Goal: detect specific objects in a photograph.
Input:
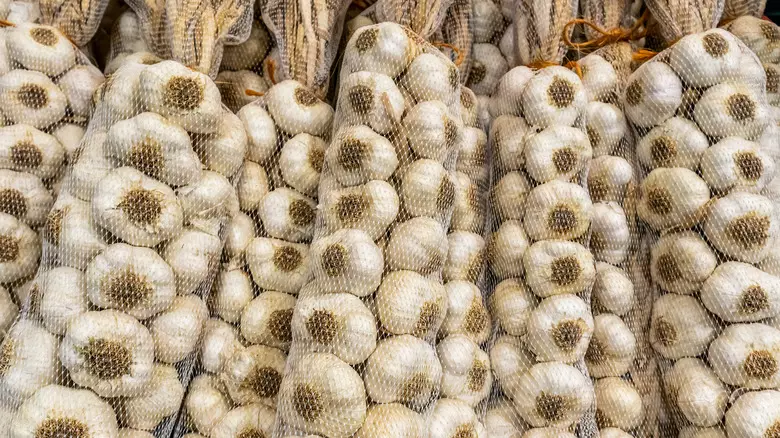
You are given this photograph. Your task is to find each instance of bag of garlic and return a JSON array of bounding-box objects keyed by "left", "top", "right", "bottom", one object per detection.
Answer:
[
  {"left": 623, "top": 26, "right": 780, "bottom": 437},
  {"left": 268, "top": 22, "right": 477, "bottom": 438},
  {"left": 173, "top": 77, "right": 335, "bottom": 438}
]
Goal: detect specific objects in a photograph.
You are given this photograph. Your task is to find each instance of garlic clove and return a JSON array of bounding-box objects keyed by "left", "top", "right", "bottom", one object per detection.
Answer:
[
  {"left": 0, "top": 124, "right": 66, "bottom": 181},
  {"left": 211, "top": 269, "right": 254, "bottom": 323},
  {"left": 292, "top": 292, "right": 377, "bottom": 365},
  {"left": 590, "top": 202, "right": 630, "bottom": 265},
  {"left": 386, "top": 216, "right": 448, "bottom": 274},
  {"left": 246, "top": 237, "right": 311, "bottom": 294},
  {"left": 0, "top": 319, "right": 59, "bottom": 403},
  {"left": 266, "top": 80, "right": 333, "bottom": 137},
  {"left": 11, "top": 385, "right": 118, "bottom": 437},
  {"left": 220, "top": 344, "right": 286, "bottom": 407},
  {"left": 523, "top": 180, "right": 593, "bottom": 241},
  {"left": 343, "top": 22, "right": 414, "bottom": 79},
  {"left": 487, "top": 219, "right": 530, "bottom": 280},
  {"left": 512, "top": 362, "right": 594, "bottom": 428},
  {"left": 668, "top": 29, "right": 742, "bottom": 87},
  {"left": 402, "top": 100, "right": 461, "bottom": 162},
  {"left": 490, "top": 278, "right": 537, "bottom": 336},
  {"left": 702, "top": 191, "right": 778, "bottom": 263},
  {"left": 624, "top": 62, "right": 683, "bottom": 128},
  {"left": 322, "top": 179, "right": 400, "bottom": 240},
  {"left": 650, "top": 294, "right": 718, "bottom": 360},
  {"left": 240, "top": 291, "right": 296, "bottom": 350},
  {"left": 441, "top": 280, "right": 491, "bottom": 343},
  {"left": 375, "top": 270, "right": 447, "bottom": 340},
  {"left": 443, "top": 231, "right": 486, "bottom": 283},
  {"left": 437, "top": 334, "right": 492, "bottom": 406},
  {"left": 259, "top": 188, "right": 316, "bottom": 243},
  {"left": 586, "top": 313, "right": 637, "bottom": 378},
  {"left": 0, "top": 69, "right": 67, "bottom": 129},
  {"left": 708, "top": 322, "right": 780, "bottom": 388},
  {"left": 150, "top": 295, "right": 208, "bottom": 363},
  {"left": 523, "top": 239, "right": 595, "bottom": 298},
  {"left": 339, "top": 71, "right": 405, "bottom": 135},
  {"left": 526, "top": 294, "right": 594, "bottom": 363},
  {"left": 585, "top": 101, "right": 627, "bottom": 157},
  {"left": 636, "top": 167, "right": 711, "bottom": 231},
  {"left": 701, "top": 136, "right": 775, "bottom": 194},
  {"left": 664, "top": 358, "right": 728, "bottom": 427},
  {"left": 354, "top": 403, "right": 425, "bottom": 438},
  {"left": 594, "top": 377, "right": 644, "bottom": 430},
  {"left": 524, "top": 125, "right": 592, "bottom": 183},
  {"left": 119, "top": 364, "right": 185, "bottom": 430},
  {"left": 521, "top": 66, "right": 587, "bottom": 129},
  {"left": 636, "top": 116, "right": 709, "bottom": 171},
  {"left": 326, "top": 124, "right": 398, "bottom": 187},
  {"left": 693, "top": 81, "right": 770, "bottom": 140},
  {"left": 7, "top": 23, "right": 75, "bottom": 76},
  {"left": 592, "top": 262, "right": 635, "bottom": 316}
]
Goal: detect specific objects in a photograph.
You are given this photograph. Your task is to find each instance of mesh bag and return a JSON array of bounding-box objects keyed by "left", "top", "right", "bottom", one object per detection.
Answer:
[
  {"left": 623, "top": 27, "right": 780, "bottom": 438},
  {"left": 270, "top": 22, "right": 481, "bottom": 437},
  {"left": 174, "top": 78, "right": 335, "bottom": 438},
  {"left": 721, "top": 0, "right": 766, "bottom": 23}
]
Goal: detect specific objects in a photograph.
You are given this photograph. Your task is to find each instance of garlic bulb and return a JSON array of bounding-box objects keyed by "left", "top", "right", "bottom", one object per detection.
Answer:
[
  {"left": 511, "top": 362, "right": 594, "bottom": 428},
  {"left": 400, "top": 159, "right": 456, "bottom": 219},
  {"left": 489, "top": 67, "right": 535, "bottom": 118},
  {"left": 266, "top": 80, "right": 334, "bottom": 137},
  {"left": 0, "top": 169, "right": 51, "bottom": 227},
  {"left": 650, "top": 231, "right": 718, "bottom": 295},
  {"left": 278, "top": 133, "right": 326, "bottom": 197},
  {"left": 241, "top": 291, "right": 296, "bottom": 350},
  {"left": 694, "top": 81, "right": 770, "bottom": 140},
  {"left": 292, "top": 292, "right": 376, "bottom": 364},
  {"left": 322, "top": 180, "right": 400, "bottom": 240},
  {"left": 7, "top": 23, "right": 75, "bottom": 76},
  {"left": 194, "top": 111, "right": 247, "bottom": 179},
  {"left": 386, "top": 216, "right": 448, "bottom": 274},
  {"left": 590, "top": 202, "right": 630, "bottom": 265},
  {"left": 455, "top": 126, "right": 488, "bottom": 184},
  {"left": 650, "top": 294, "right": 718, "bottom": 359},
  {"left": 176, "top": 170, "right": 239, "bottom": 225},
  {"left": 237, "top": 162, "right": 269, "bottom": 214},
  {"left": 119, "top": 364, "right": 185, "bottom": 430},
  {"left": 700, "top": 262, "right": 780, "bottom": 322},
  {"left": 524, "top": 126, "right": 591, "bottom": 183},
  {"left": 725, "top": 390, "right": 780, "bottom": 438},
  {"left": 200, "top": 318, "right": 243, "bottom": 374},
  {"left": 326, "top": 124, "right": 398, "bottom": 187},
  {"left": 703, "top": 191, "right": 778, "bottom": 263},
  {"left": 592, "top": 262, "right": 635, "bottom": 316},
  {"left": 58, "top": 64, "right": 104, "bottom": 119},
  {"left": 468, "top": 43, "right": 509, "bottom": 96},
  {"left": 212, "top": 269, "right": 254, "bottom": 323},
  {"left": 239, "top": 105, "right": 278, "bottom": 165},
  {"left": 375, "top": 270, "right": 448, "bottom": 339},
  {"left": 259, "top": 188, "right": 316, "bottom": 243},
  {"left": 490, "top": 171, "right": 531, "bottom": 223},
  {"left": 429, "top": 398, "right": 487, "bottom": 438},
  {"left": 223, "top": 213, "right": 256, "bottom": 268},
  {"left": 220, "top": 20, "right": 271, "bottom": 70},
  {"left": 150, "top": 295, "right": 208, "bottom": 363},
  {"left": 339, "top": 71, "right": 405, "bottom": 135},
  {"left": 401, "top": 53, "right": 459, "bottom": 106},
  {"left": 624, "top": 62, "right": 683, "bottom": 128},
  {"left": 724, "top": 16, "right": 780, "bottom": 63},
  {"left": 441, "top": 280, "right": 490, "bottom": 343},
  {"left": 45, "top": 191, "right": 107, "bottom": 270},
  {"left": 10, "top": 385, "right": 118, "bottom": 437},
  {"left": 526, "top": 294, "right": 594, "bottom": 363},
  {"left": 60, "top": 310, "right": 154, "bottom": 397},
  {"left": 68, "top": 131, "right": 113, "bottom": 201},
  {"left": 354, "top": 403, "right": 424, "bottom": 438},
  {"left": 342, "top": 22, "right": 413, "bottom": 79},
  {"left": 246, "top": 238, "right": 311, "bottom": 294},
  {"left": 585, "top": 101, "right": 628, "bottom": 157},
  {"left": 220, "top": 344, "right": 286, "bottom": 406},
  {"left": 37, "top": 266, "right": 87, "bottom": 335},
  {"left": 708, "top": 323, "right": 780, "bottom": 388},
  {"left": 211, "top": 403, "right": 276, "bottom": 438},
  {"left": 85, "top": 243, "right": 175, "bottom": 319},
  {"left": 594, "top": 377, "right": 644, "bottom": 430},
  {"left": 0, "top": 212, "right": 40, "bottom": 283},
  {"left": 490, "top": 335, "right": 535, "bottom": 398},
  {"left": 185, "top": 374, "right": 232, "bottom": 436},
  {"left": 278, "top": 352, "right": 367, "bottom": 438},
  {"left": 636, "top": 117, "right": 709, "bottom": 171},
  {"left": 579, "top": 54, "right": 619, "bottom": 103},
  {"left": 403, "top": 101, "right": 461, "bottom": 163},
  {"left": 215, "top": 70, "right": 268, "bottom": 113},
  {"left": 523, "top": 180, "right": 592, "bottom": 241},
  {"left": 309, "top": 228, "right": 383, "bottom": 296},
  {"left": 523, "top": 240, "right": 595, "bottom": 298},
  {"left": 437, "top": 334, "right": 492, "bottom": 406},
  {"left": 0, "top": 319, "right": 59, "bottom": 402},
  {"left": 490, "top": 115, "right": 530, "bottom": 173},
  {"left": 51, "top": 123, "right": 85, "bottom": 162},
  {"left": 664, "top": 358, "right": 728, "bottom": 427},
  {"left": 490, "top": 278, "right": 537, "bottom": 336},
  {"left": 521, "top": 66, "right": 587, "bottom": 128},
  {"left": 488, "top": 220, "right": 530, "bottom": 280},
  {"left": 636, "top": 167, "right": 711, "bottom": 231},
  {"left": 0, "top": 69, "right": 67, "bottom": 129},
  {"left": 0, "top": 124, "right": 65, "bottom": 180},
  {"left": 485, "top": 401, "right": 528, "bottom": 438},
  {"left": 587, "top": 313, "right": 637, "bottom": 378},
  {"left": 669, "top": 29, "right": 741, "bottom": 87},
  {"left": 443, "top": 231, "right": 486, "bottom": 283}
]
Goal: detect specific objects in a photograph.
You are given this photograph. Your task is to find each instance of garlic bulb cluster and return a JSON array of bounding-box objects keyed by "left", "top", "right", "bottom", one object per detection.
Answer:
[
  {"left": 275, "top": 23, "right": 463, "bottom": 438},
  {"left": 486, "top": 63, "right": 597, "bottom": 436},
  {"left": 216, "top": 18, "right": 275, "bottom": 113},
  {"left": 465, "top": 0, "right": 513, "bottom": 97},
  {"left": 625, "top": 29, "right": 780, "bottom": 434},
  {"left": 183, "top": 79, "right": 334, "bottom": 438}
]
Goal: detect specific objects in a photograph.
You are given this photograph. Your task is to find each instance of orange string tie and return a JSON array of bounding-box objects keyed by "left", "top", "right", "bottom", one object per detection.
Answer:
[
  {"left": 432, "top": 42, "right": 464, "bottom": 66},
  {"left": 245, "top": 89, "right": 265, "bottom": 97},
  {"left": 563, "top": 9, "right": 650, "bottom": 52},
  {"left": 564, "top": 60, "right": 583, "bottom": 78},
  {"left": 265, "top": 58, "right": 278, "bottom": 85},
  {"left": 527, "top": 59, "right": 559, "bottom": 70},
  {"left": 0, "top": 19, "right": 15, "bottom": 28},
  {"left": 632, "top": 48, "right": 659, "bottom": 63}
]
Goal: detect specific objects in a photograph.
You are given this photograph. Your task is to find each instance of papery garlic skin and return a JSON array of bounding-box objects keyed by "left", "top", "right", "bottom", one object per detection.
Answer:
[
  {"left": 636, "top": 117, "right": 709, "bottom": 172},
  {"left": 702, "top": 191, "right": 778, "bottom": 263},
  {"left": 664, "top": 358, "right": 729, "bottom": 427},
  {"left": 185, "top": 374, "right": 232, "bottom": 436},
  {"left": 489, "top": 67, "right": 535, "bottom": 118},
  {"left": 579, "top": 54, "right": 618, "bottom": 102},
  {"left": 485, "top": 401, "right": 528, "bottom": 438},
  {"left": 490, "top": 278, "right": 537, "bottom": 336},
  {"left": 511, "top": 362, "right": 594, "bottom": 428},
  {"left": 375, "top": 270, "right": 448, "bottom": 339},
  {"left": 176, "top": 170, "right": 239, "bottom": 227},
  {"left": 292, "top": 292, "right": 376, "bottom": 365},
  {"left": 491, "top": 172, "right": 531, "bottom": 223},
  {"left": 429, "top": 398, "right": 487, "bottom": 438},
  {"left": 211, "top": 403, "right": 276, "bottom": 438},
  {"left": 725, "top": 390, "right": 780, "bottom": 438},
  {"left": 58, "top": 64, "right": 105, "bottom": 119},
  {"left": 215, "top": 70, "right": 268, "bottom": 113},
  {"left": 8, "top": 23, "right": 75, "bottom": 76},
  {"left": 526, "top": 294, "right": 594, "bottom": 363},
  {"left": 650, "top": 231, "right": 719, "bottom": 295},
  {"left": 150, "top": 295, "right": 208, "bottom": 363},
  {"left": 220, "top": 344, "right": 286, "bottom": 407},
  {"left": 400, "top": 159, "right": 456, "bottom": 220},
  {"left": 259, "top": 188, "right": 316, "bottom": 243},
  {"left": 0, "top": 169, "right": 53, "bottom": 228},
  {"left": 241, "top": 291, "right": 295, "bottom": 350},
  {"left": 10, "top": 385, "right": 118, "bottom": 438},
  {"left": 120, "top": 364, "right": 185, "bottom": 430},
  {"left": 401, "top": 53, "right": 459, "bottom": 106},
  {"left": 523, "top": 240, "right": 595, "bottom": 298},
  {"left": 386, "top": 216, "right": 448, "bottom": 274},
  {"left": 278, "top": 352, "right": 367, "bottom": 438},
  {"left": 279, "top": 133, "right": 326, "bottom": 197},
  {"left": 437, "top": 334, "right": 492, "bottom": 406},
  {"left": 650, "top": 294, "right": 718, "bottom": 359},
  {"left": 60, "top": 310, "right": 154, "bottom": 397},
  {"left": 586, "top": 313, "right": 637, "bottom": 378},
  {"left": 594, "top": 377, "right": 644, "bottom": 430},
  {"left": 708, "top": 323, "right": 780, "bottom": 389},
  {"left": 193, "top": 111, "right": 247, "bottom": 179},
  {"left": 592, "top": 262, "right": 635, "bottom": 316},
  {"left": 468, "top": 43, "right": 508, "bottom": 96},
  {"left": 0, "top": 319, "right": 59, "bottom": 403},
  {"left": 354, "top": 403, "right": 425, "bottom": 438},
  {"left": 590, "top": 202, "right": 630, "bottom": 265},
  {"left": 678, "top": 427, "right": 727, "bottom": 438},
  {"left": 490, "top": 115, "right": 529, "bottom": 173}
]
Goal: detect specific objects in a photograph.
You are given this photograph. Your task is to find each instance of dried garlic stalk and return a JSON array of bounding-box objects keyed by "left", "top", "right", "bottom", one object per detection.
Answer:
[
  {"left": 513, "top": 0, "right": 578, "bottom": 65},
  {"left": 644, "top": 0, "right": 724, "bottom": 43},
  {"left": 39, "top": 0, "right": 111, "bottom": 46},
  {"left": 371, "top": 0, "right": 456, "bottom": 39},
  {"left": 437, "top": 0, "right": 474, "bottom": 82},
  {"left": 722, "top": 0, "right": 766, "bottom": 21},
  {"left": 579, "top": 0, "right": 634, "bottom": 40}
]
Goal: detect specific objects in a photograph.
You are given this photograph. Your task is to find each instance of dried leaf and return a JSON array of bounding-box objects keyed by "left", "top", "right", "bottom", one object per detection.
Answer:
[
  {"left": 722, "top": 0, "right": 766, "bottom": 21},
  {"left": 39, "top": 0, "right": 111, "bottom": 45},
  {"left": 513, "top": 0, "right": 578, "bottom": 65},
  {"left": 645, "top": 0, "right": 724, "bottom": 42}
]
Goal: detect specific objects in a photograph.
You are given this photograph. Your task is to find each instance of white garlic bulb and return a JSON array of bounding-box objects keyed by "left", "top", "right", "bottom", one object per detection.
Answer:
[
  {"left": 279, "top": 133, "right": 326, "bottom": 197},
  {"left": 0, "top": 212, "right": 40, "bottom": 283},
  {"left": 491, "top": 171, "right": 532, "bottom": 223},
  {"left": 200, "top": 318, "right": 243, "bottom": 374},
  {"left": 310, "top": 228, "right": 383, "bottom": 296},
  {"left": 725, "top": 390, "right": 780, "bottom": 438},
  {"left": 60, "top": 310, "right": 154, "bottom": 397},
  {"left": 490, "top": 115, "right": 529, "bottom": 173},
  {"left": 326, "top": 124, "right": 398, "bottom": 187},
  {"left": 701, "top": 262, "right": 780, "bottom": 322},
  {"left": 512, "top": 362, "right": 594, "bottom": 428},
  {"left": 585, "top": 101, "right": 628, "bottom": 157},
  {"left": 594, "top": 377, "right": 644, "bottom": 430},
  {"left": 443, "top": 231, "right": 486, "bottom": 283},
  {"left": 636, "top": 167, "right": 711, "bottom": 231},
  {"left": 51, "top": 123, "right": 85, "bottom": 162},
  {"left": 488, "top": 67, "right": 535, "bottom": 118},
  {"left": 266, "top": 80, "right": 333, "bottom": 137},
  {"left": 624, "top": 62, "right": 683, "bottom": 127},
  {"left": 485, "top": 400, "right": 528, "bottom": 438},
  {"left": 223, "top": 213, "right": 256, "bottom": 269},
  {"left": 437, "top": 334, "right": 492, "bottom": 406},
  {"left": 488, "top": 220, "right": 530, "bottom": 280},
  {"left": 429, "top": 398, "right": 487, "bottom": 438},
  {"left": 650, "top": 231, "right": 719, "bottom": 295},
  {"left": 278, "top": 352, "right": 367, "bottom": 438},
  {"left": 401, "top": 52, "right": 459, "bottom": 106},
  {"left": 150, "top": 295, "right": 208, "bottom": 363},
  {"left": 119, "top": 364, "right": 185, "bottom": 430},
  {"left": 246, "top": 237, "right": 311, "bottom": 294},
  {"left": 703, "top": 191, "right": 778, "bottom": 263},
  {"left": 176, "top": 170, "right": 239, "bottom": 226},
  {"left": 526, "top": 294, "right": 594, "bottom": 363},
  {"left": 339, "top": 71, "right": 405, "bottom": 135},
  {"left": 587, "top": 313, "right": 637, "bottom": 378},
  {"left": 0, "top": 319, "right": 59, "bottom": 402},
  {"left": 85, "top": 243, "right": 175, "bottom": 319},
  {"left": 212, "top": 269, "right": 254, "bottom": 323},
  {"left": 664, "top": 358, "right": 729, "bottom": 427},
  {"left": 212, "top": 403, "right": 276, "bottom": 438},
  {"left": 468, "top": 43, "right": 509, "bottom": 96},
  {"left": 0, "top": 69, "right": 67, "bottom": 129},
  {"left": 241, "top": 291, "right": 296, "bottom": 350},
  {"left": 592, "top": 262, "right": 635, "bottom": 316},
  {"left": 10, "top": 385, "right": 118, "bottom": 438},
  {"left": 237, "top": 161, "right": 269, "bottom": 215},
  {"left": 669, "top": 29, "right": 741, "bottom": 87},
  {"left": 490, "top": 335, "right": 535, "bottom": 398},
  {"left": 400, "top": 159, "right": 456, "bottom": 219},
  {"left": 451, "top": 172, "right": 485, "bottom": 233},
  {"left": 459, "top": 89, "right": 479, "bottom": 129},
  {"left": 590, "top": 202, "right": 630, "bottom": 265},
  {"left": 259, "top": 188, "right": 316, "bottom": 243},
  {"left": 708, "top": 323, "right": 780, "bottom": 388},
  {"left": 694, "top": 81, "right": 769, "bottom": 140},
  {"left": 37, "top": 266, "right": 87, "bottom": 335},
  {"left": 0, "top": 169, "right": 51, "bottom": 228},
  {"left": 354, "top": 403, "right": 425, "bottom": 438},
  {"left": 220, "top": 344, "right": 286, "bottom": 406},
  {"left": 58, "top": 64, "right": 105, "bottom": 119},
  {"left": 185, "top": 374, "right": 232, "bottom": 436},
  {"left": 521, "top": 66, "right": 587, "bottom": 128},
  {"left": 386, "top": 216, "right": 448, "bottom": 274},
  {"left": 0, "top": 124, "right": 65, "bottom": 180},
  {"left": 322, "top": 180, "right": 400, "bottom": 240},
  {"left": 524, "top": 126, "right": 592, "bottom": 183},
  {"left": 490, "top": 278, "right": 537, "bottom": 336},
  {"left": 68, "top": 131, "right": 113, "bottom": 201},
  {"left": 7, "top": 23, "right": 75, "bottom": 76},
  {"left": 523, "top": 239, "right": 595, "bottom": 298},
  {"left": 523, "top": 180, "right": 593, "bottom": 241},
  {"left": 343, "top": 22, "right": 413, "bottom": 78},
  {"left": 636, "top": 117, "right": 710, "bottom": 171},
  {"left": 441, "top": 280, "right": 491, "bottom": 343},
  {"left": 455, "top": 126, "right": 488, "bottom": 184},
  {"left": 45, "top": 191, "right": 107, "bottom": 270},
  {"left": 215, "top": 70, "right": 268, "bottom": 112},
  {"left": 238, "top": 104, "right": 278, "bottom": 165},
  {"left": 194, "top": 111, "right": 247, "bottom": 179},
  {"left": 579, "top": 54, "right": 618, "bottom": 102},
  {"left": 650, "top": 294, "right": 718, "bottom": 359},
  {"left": 100, "top": 62, "right": 145, "bottom": 119},
  {"left": 292, "top": 292, "right": 376, "bottom": 365},
  {"left": 375, "top": 270, "right": 447, "bottom": 339}
]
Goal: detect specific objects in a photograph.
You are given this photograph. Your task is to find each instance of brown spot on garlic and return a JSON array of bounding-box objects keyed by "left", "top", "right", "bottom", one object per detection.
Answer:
[
  {"left": 550, "top": 256, "right": 582, "bottom": 286},
  {"left": 460, "top": 90, "right": 474, "bottom": 108},
  {"left": 79, "top": 338, "right": 132, "bottom": 380},
  {"left": 400, "top": 372, "right": 430, "bottom": 404},
  {"left": 735, "top": 151, "right": 763, "bottom": 181},
  {"left": 547, "top": 204, "right": 578, "bottom": 234},
  {"left": 590, "top": 231, "right": 606, "bottom": 254},
  {"left": 127, "top": 138, "right": 165, "bottom": 179},
  {"left": 337, "top": 193, "right": 370, "bottom": 224},
  {"left": 273, "top": 246, "right": 303, "bottom": 272},
  {"left": 30, "top": 27, "right": 58, "bottom": 46},
  {"left": 437, "top": 177, "right": 456, "bottom": 212},
  {"left": 650, "top": 136, "right": 677, "bottom": 165},
  {"left": 293, "top": 383, "right": 323, "bottom": 421},
  {"left": 18, "top": 84, "right": 49, "bottom": 109},
  {"left": 742, "top": 350, "right": 778, "bottom": 379},
  {"left": 595, "top": 409, "right": 613, "bottom": 429},
  {"left": 35, "top": 418, "right": 89, "bottom": 438},
  {"left": 702, "top": 33, "right": 729, "bottom": 57},
  {"left": 739, "top": 285, "right": 769, "bottom": 314},
  {"left": 43, "top": 208, "right": 64, "bottom": 246},
  {"left": 0, "top": 189, "right": 27, "bottom": 219},
  {"left": 547, "top": 77, "right": 575, "bottom": 108},
  {"left": 453, "top": 424, "right": 477, "bottom": 438},
  {"left": 468, "top": 62, "right": 486, "bottom": 86},
  {"left": 585, "top": 337, "right": 606, "bottom": 364},
  {"left": 448, "top": 66, "right": 459, "bottom": 90},
  {"left": 646, "top": 187, "right": 673, "bottom": 215},
  {"left": 588, "top": 174, "right": 608, "bottom": 203},
  {"left": 767, "top": 66, "right": 779, "bottom": 94},
  {"left": 355, "top": 28, "right": 379, "bottom": 52},
  {"left": 766, "top": 421, "right": 780, "bottom": 438},
  {"left": 237, "top": 429, "right": 265, "bottom": 438},
  {"left": 414, "top": 301, "right": 440, "bottom": 337},
  {"left": 338, "top": 138, "right": 368, "bottom": 171},
  {"left": 322, "top": 244, "right": 347, "bottom": 277},
  {"left": 106, "top": 268, "right": 153, "bottom": 310},
  {"left": 467, "top": 360, "right": 488, "bottom": 391},
  {"left": 164, "top": 77, "right": 204, "bottom": 111},
  {"left": 289, "top": 199, "right": 315, "bottom": 227},
  {"left": 118, "top": 189, "right": 163, "bottom": 227},
  {"left": 0, "top": 339, "right": 14, "bottom": 375},
  {"left": 725, "top": 213, "right": 771, "bottom": 250},
  {"left": 726, "top": 94, "right": 756, "bottom": 122},
  {"left": 306, "top": 309, "right": 339, "bottom": 345},
  {"left": 464, "top": 301, "right": 488, "bottom": 335},
  {"left": 654, "top": 318, "right": 678, "bottom": 346},
  {"left": 625, "top": 81, "right": 643, "bottom": 106},
  {"left": 466, "top": 250, "right": 485, "bottom": 283},
  {"left": 294, "top": 87, "right": 318, "bottom": 107},
  {"left": 656, "top": 253, "right": 683, "bottom": 284},
  {"left": 444, "top": 118, "right": 459, "bottom": 147},
  {"left": 551, "top": 320, "right": 585, "bottom": 351},
  {"left": 308, "top": 147, "right": 324, "bottom": 173},
  {"left": 348, "top": 85, "right": 374, "bottom": 115},
  {"left": 552, "top": 148, "right": 577, "bottom": 174},
  {"left": 0, "top": 235, "right": 19, "bottom": 262},
  {"left": 536, "top": 392, "right": 569, "bottom": 422},
  {"left": 244, "top": 366, "right": 282, "bottom": 398},
  {"left": 586, "top": 126, "right": 601, "bottom": 150},
  {"left": 11, "top": 141, "right": 43, "bottom": 169},
  {"left": 268, "top": 308, "right": 293, "bottom": 343}
]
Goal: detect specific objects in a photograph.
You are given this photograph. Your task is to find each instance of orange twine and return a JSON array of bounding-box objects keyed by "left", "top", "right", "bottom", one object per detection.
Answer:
[
  {"left": 265, "top": 58, "right": 278, "bottom": 85},
  {"left": 0, "top": 19, "right": 15, "bottom": 27},
  {"left": 632, "top": 48, "right": 659, "bottom": 63},
  {"left": 432, "top": 42, "right": 464, "bottom": 66},
  {"left": 527, "top": 59, "right": 559, "bottom": 70},
  {"left": 564, "top": 60, "right": 583, "bottom": 78},
  {"left": 563, "top": 9, "right": 650, "bottom": 52},
  {"left": 245, "top": 89, "right": 265, "bottom": 97}
]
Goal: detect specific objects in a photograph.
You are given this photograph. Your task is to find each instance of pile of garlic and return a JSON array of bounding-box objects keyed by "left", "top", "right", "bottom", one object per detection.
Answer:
[
  {"left": 0, "top": 57, "right": 246, "bottom": 436},
  {"left": 181, "top": 78, "right": 334, "bottom": 438},
  {"left": 624, "top": 28, "right": 780, "bottom": 437},
  {"left": 274, "top": 22, "right": 478, "bottom": 438},
  {"left": 485, "top": 64, "right": 597, "bottom": 436},
  {"left": 0, "top": 22, "right": 103, "bottom": 342}
]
